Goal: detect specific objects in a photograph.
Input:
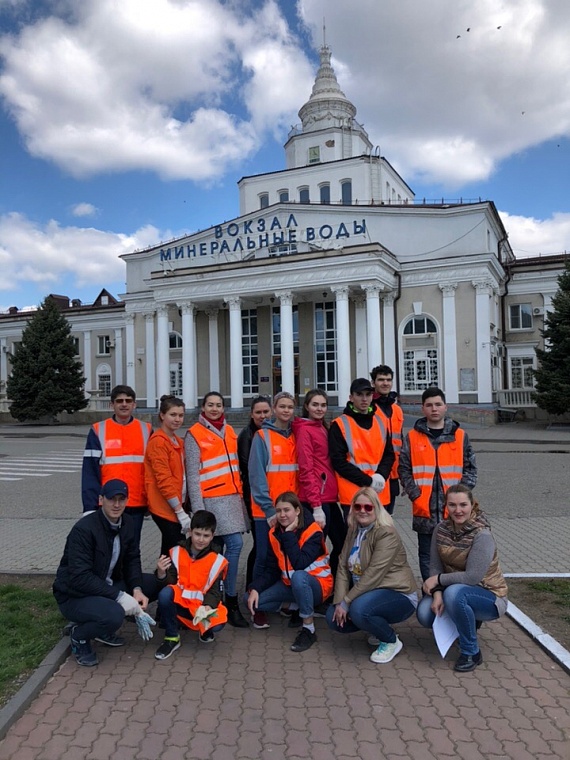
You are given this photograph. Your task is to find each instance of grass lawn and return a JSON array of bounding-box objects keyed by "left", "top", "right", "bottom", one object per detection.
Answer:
[
  {"left": 0, "top": 575, "right": 64, "bottom": 709},
  {"left": 506, "top": 578, "right": 570, "bottom": 652}
]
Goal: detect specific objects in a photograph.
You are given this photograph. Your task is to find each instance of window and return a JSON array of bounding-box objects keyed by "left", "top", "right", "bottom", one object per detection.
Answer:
[
  {"left": 96, "top": 363, "right": 112, "bottom": 396},
  {"left": 299, "top": 186, "right": 310, "bottom": 204},
  {"left": 272, "top": 306, "right": 299, "bottom": 357},
  {"left": 279, "top": 190, "right": 289, "bottom": 202},
  {"left": 259, "top": 193, "right": 269, "bottom": 209},
  {"left": 242, "top": 309, "right": 259, "bottom": 395},
  {"left": 170, "top": 363, "right": 183, "bottom": 396},
  {"left": 314, "top": 302, "right": 337, "bottom": 391},
  {"left": 169, "top": 332, "right": 183, "bottom": 349},
  {"left": 341, "top": 180, "right": 352, "bottom": 205},
  {"left": 101, "top": 295, "right": 109, "bottom": 305},
  {"left": 509, "top": 304, "right": 533, "bottom": 330},
  {"left": 97, "top": 335, "right": 111, "bottom": 355},
  {"left": 319, "top": 184, "right": 330, "bottom": 204},
  {"left": 308, "top": 146, "right": 320, "bottom": 164},
  {"left": 402, "top": 316, "right": 439, "bottom": 391},
  {"left": 510, "top": 357, "right": 535, "bottom": 389},
  {"left": 70, "top": 336, "right": 80, "bottom": 356}
]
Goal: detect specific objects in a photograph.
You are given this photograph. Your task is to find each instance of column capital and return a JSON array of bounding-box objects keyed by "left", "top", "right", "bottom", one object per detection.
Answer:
[
  {"left": 471, "top": 280, "right": 494, "bottom": 295},
  {"left": 177, "top": 301, "right": 194, "bottom": 316},
  {"left": 156, "top": 304, "right": 169, "bottom": 317},
  {"left": 439, "top": 282, "right": 458, "bottom": 296},
  {"left": 351, "top": 294, "right": 366, "bottom": 308},
  {"left": 205, "top": 308, "right": 219, "bottom": 319},
  {"left": 143, "top": 310, "right": 156, "bottom": 322},
  {"left": 362, "top": 284, "right": 383, "bottom": 297},
  {"left": 125, "top": 313, "right": 135, "bottom": 325},
  {"left": 114, "top": 327, "right": 123, "bottom": 338},
  {"left": 331, "top": 285, "right": 350, "bottom": 301},
  {"left": 275, "top": 290, "right": 294, "bottom": 306},
  {"left": 381, "top": 291, "right": 396, "bottom": 307},
  {"left": 224, "top": 296, "right": 241, "bottom": 310}
]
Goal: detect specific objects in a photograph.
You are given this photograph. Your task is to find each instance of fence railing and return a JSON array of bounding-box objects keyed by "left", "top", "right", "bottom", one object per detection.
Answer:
[{"left": 496, "top": 389, "right": 536, "bottom": 408}]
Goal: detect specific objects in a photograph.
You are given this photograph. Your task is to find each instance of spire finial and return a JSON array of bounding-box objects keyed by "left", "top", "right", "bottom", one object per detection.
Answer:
[{"left": 323, "top": 17, "right": 326, "bottom": 47}]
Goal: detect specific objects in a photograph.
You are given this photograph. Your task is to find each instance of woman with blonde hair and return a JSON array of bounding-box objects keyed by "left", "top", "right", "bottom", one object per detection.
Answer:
[{"left": 326, "top": 487, "right": 418, "bottom": 664}]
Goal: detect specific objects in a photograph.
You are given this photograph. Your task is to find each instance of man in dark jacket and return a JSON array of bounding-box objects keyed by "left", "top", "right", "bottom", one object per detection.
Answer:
[{"left": 53, "top": 479, "right": 158, "bottom": 666}]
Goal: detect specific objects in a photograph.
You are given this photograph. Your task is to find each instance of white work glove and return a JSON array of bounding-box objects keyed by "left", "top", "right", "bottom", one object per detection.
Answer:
[
  {"left": 266, "top": 514, "right": 277, "bottom": 528},
  {"left": 135, "top": 611, "right": 156, "bottom": 641},
  {"left": 175, "top": 510, "right": 191, "bottom": 534},
  {"left": 192, "top": 606, "right": 217, "bottom": 630},
  {"left": 116, "top": 591, "right": 143, "bottom": 617},
  {"left": 313, "top": 506, "right": 326, "bottom": 528},
  {"left": 370, "top": 474, "right": 386, "bottom": 493}
]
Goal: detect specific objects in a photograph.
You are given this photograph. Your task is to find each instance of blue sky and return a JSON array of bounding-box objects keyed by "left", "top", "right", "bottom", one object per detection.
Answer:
[{"left": 1, "top": 0, "right": 569, "bottom": 310}]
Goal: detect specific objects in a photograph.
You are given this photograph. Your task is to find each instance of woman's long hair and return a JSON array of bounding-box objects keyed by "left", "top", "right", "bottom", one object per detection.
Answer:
[
  {"left": 301, "top": 389, "right": 329, "bottom": 429},
  {"left": 274, "top": 491, "right": 305, "bottom": 530},
  {"left": 347, "top": 487, "right": 394, "bottom": 531}
]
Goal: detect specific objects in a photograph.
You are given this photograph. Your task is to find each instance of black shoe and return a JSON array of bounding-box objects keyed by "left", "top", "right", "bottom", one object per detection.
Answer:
[
  {"left": 475, "top": 620, "right": 483, "bottom": 631},
  {"left": 454, "top": 651, "right": 483, "bottom": 672},
  {"left": 313, "top": 602, "right": 331, "bottom": 618},
  {"left": 290, "top": 627, "right": 317, "bottom": 652},
  {"left": 226, "top": 595, "right": 249, "bottom": 628},
  {"left": 199, "top": 630, "right": 215, "bottom": 644},
  {"left": 94, "top": 632, "right": 126, "bottom": 647},
  {"left": 288, "top": 610, "right": 302, "bottom": 629},
  {"left": 154, "top": 637, "right": 181, "bottom": 660},
  {"left": 71, "top": 627, "right": 98, "bottom": 667}
]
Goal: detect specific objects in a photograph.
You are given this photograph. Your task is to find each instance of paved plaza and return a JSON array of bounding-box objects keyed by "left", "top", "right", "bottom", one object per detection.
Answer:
[{"left": 0, "top": 420, "right": 569, "bottom": 759}]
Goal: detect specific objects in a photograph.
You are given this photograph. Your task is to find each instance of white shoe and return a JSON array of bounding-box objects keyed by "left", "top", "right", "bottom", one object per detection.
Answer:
[
  {"left": 370, "top": 636, "right": 403, "bottom": 664},
  {"left": 367, "top": 634, "right": 380, "bottom": 647}
]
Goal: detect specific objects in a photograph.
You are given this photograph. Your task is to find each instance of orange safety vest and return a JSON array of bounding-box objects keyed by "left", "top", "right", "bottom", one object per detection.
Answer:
[
  {"left": 408, "top": 428, "right": 465, "bottom": 519},
  {"left": 332, "top": 414, "right": 387, "bottom": 506},
  {"left": 188, "top": 423, "right": 242, "bottom": 499},
  {"left": 375, "top": 402, "right": 404, "bottom": 502},
  {"left": 251, "top": 429, "right": 298, "bottom": 519},
  {"left": 269, "top": 522, "right": 333, "bottom": 599},
  {"left": 94, "top": 418, "right": 152, "bottom": 507},
  {"left": 169, "top": 545, "right": 228, "bottom": 633}
]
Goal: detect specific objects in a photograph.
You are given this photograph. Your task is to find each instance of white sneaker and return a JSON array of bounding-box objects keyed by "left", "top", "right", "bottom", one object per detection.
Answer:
[
  {"left": 367, "top": 634, "right": 380, "bottom": 647},
  {"left": 370, "top": 636, "right": 403, "bottom": 664}
]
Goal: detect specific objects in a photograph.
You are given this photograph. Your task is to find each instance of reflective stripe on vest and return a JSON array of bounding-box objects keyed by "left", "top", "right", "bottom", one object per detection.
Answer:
[
  {"left": 408, "top": 428, "right": 465, "bottom": 519},
  {"left": 333, "top": 414, "right": 387, "bottom": 505},
  {"left": 268, "top": 521, "right": 333, "bottom": 598},
  {"left": 94, "top": 418, "right": 151, "bottom": 507},
  {"left": 251, "top": 429, "right": 298, "bottom": 518},
  {"left": 169, "top": 545, "right": 229, "bottom": 631},
  {"left": 189, "top": 423, "right": 242, "bottom": 498}
]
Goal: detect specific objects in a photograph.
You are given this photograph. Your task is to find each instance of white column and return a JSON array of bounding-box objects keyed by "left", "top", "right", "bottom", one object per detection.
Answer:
[
  {"left": 278, "top": 290, "right": 295, "bottom": 395},
  {"left": 206, "top": 308, "right": 220, "bottom": 391},
  {"left": 83, "top": 330, "right": 92, "bottom": 393},
  {"left": 144, "top": 311, "right": 156, "bottom": 407},
  {"left": 114, "top": 328, "right": 123, "bottom": 386},
  {"left": 0, "top": 337, "right": 8, "bottom": 389},
  {"left": 473, "top": 280, "right": 493, "bottom": 403},
  {"left": 331, "top": 285, "right": 351, "bottom": 404},
  {"left": 363, "top": 285, "right": 382, "bottom": 370},
  {"left": 353, "top": 295, "right": 368, "bottom": 378},
  {"left": 156, "top": 304, "right": 170, "bottom": 400},
  {"left": 439, "top": 283, "right": 459, "bottom": 403},
  {"left": 225, "top": 296, "right": 243, "bottom": 408},
  {"left": 178, "top": 302, "right": 196, "bottom": 408},
  {"left": 125, "top": 314, "right": 136, "bottom": 390},
  {"left": 382, "top": 292, "right": 396, "bottom": 371}
]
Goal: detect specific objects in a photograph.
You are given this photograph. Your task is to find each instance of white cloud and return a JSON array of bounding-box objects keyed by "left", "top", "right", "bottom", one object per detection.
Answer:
[
  {"left": 0, "top": 212, "right": 165, "bottom": 291},
  {"left": 0, "top": 0, "right": 312, "bottom": 180},
  {"left": 71, "top": 203, "right": 98, "bottom": 217},
  {"left": 499, "top": 210, "right": 570, "bottom": 258}
]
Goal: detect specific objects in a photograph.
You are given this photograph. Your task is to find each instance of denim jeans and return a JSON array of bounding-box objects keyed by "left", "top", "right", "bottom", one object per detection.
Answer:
[
  {"left": 216, "top": 532, "right": 243, "bottom": 597},
  {"left": 125, "top": 507, "right": 146, "bottom": 549},
  {"left": 252, "top": 518, "right": 271, "bottom": 583},
  {"left": 157, "top": 586, "right": 225, "bottom": 638},
  {"left": 326, "top": 588, "right": 416, "bottom": 644},
  {"left": 58, "top": 573, "right": 159, "bottom": 642},
  {"left": 416, "top": 583, "right": 500, "bottom": 655},
  {"left": 254, "top": 571, "right": 324, "bottom": 619},
  {"left": 150, "top": 513, "right": 185, "bottom": 556},
  {"left": 417, "top": 532, "right": 432, "bottom": 582}
]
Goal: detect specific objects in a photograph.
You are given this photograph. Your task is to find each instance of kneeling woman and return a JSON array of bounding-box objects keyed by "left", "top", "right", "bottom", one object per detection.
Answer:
[
  {"left": 417, "top": 484, "right": 508, "bottom": 672},
  {"left": 247, "top": 492, "right": 333, "bottom": 652},
  {"left": 326, "top": 487, "right": 418, "bottom": 664}
]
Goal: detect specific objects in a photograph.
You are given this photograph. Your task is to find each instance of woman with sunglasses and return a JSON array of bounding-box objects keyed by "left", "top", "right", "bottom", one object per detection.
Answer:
[
  {"left": 326, "top": 487, "right": 418, "bottom": 664},
  {"left": 417, "top": 484, "right": 508, "bottom": 672}
]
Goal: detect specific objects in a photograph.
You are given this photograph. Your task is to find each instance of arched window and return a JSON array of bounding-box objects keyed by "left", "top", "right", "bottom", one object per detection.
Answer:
[
  {"left": 259, "top": 193, "right": 269, "bottom": 209},
  {"left": 401, "top": 316, "right": 439, "bottom": 391},
  {"left": 341, "top": 180, "right": 352, "bottom": 205},
  {"left": 169, "top": 332, "right": 182, "bottom": 349},
  {"left": 299, "top": 186, "right": 310, "bottom": 204},
  {"left": 96, "top": 363, "right": 112, "bottom": 397},
  {"left": 319, "top": 183, "right": 331, "bottom": 204},
  {"left": 279, "top": 190, "right": 289, "bottom": 203}
]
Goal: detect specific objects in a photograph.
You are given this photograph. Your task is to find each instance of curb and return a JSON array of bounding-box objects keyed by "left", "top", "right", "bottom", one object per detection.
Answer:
[
  {"left": 0, "top": 636, "right": 70, "bottom": 742},
  {"left": 506, "top": 603, "right": 570, "bottom": 676}
]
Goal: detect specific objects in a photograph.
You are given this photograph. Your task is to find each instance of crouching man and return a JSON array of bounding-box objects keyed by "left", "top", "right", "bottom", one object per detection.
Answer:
[{"left": 53, "top": 479, "right": 159, "bottom": 667}]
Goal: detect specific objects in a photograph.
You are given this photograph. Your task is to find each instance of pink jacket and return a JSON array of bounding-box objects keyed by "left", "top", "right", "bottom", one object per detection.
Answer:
[{"left": 291, "top": 417, "right": 338, "bottom": 508}]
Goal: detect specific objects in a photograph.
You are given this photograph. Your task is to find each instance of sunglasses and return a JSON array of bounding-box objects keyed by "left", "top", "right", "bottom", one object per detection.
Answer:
[{"left": 352, "top": 503, "right": 374, "bottom": 513}]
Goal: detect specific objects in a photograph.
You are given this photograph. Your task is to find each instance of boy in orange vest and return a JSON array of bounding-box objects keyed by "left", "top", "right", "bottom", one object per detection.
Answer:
[{"left": 154, "top": 510, "right": 228, "bottom": 660}]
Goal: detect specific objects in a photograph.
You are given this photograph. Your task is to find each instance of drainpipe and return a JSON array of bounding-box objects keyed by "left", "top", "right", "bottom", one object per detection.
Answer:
[
  {"left": 392, "top": 271, "right": 402, "bottom": 391},
  {"left": 498, "top": 236, "right": 510, "bottom": 390}
]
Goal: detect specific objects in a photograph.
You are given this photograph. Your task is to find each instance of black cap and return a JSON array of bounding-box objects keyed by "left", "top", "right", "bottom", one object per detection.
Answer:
[
  {"left": 101, "top": 479, "right": 129, "bottom": 499},
  {"left": 350, "top": 378, "right": 374, "bottom": 394}
]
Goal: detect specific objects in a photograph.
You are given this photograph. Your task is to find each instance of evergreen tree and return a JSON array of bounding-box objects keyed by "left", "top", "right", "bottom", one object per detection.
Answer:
[
  {"left": 7, "top": 297, "right": 88, "bottom": 422},
  {"left": 533, "top": 260, "right": 570, "bottom": 415}
]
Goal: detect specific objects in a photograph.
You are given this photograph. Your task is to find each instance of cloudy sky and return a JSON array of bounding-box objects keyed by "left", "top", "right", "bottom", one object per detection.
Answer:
[{"left": 1, "top": 0, "right": 569, "bottom": 310}]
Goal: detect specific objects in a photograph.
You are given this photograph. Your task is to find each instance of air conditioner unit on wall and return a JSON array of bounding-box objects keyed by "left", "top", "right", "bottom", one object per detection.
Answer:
[{"left": 533, "top": 307, "right": 544, "bottom": 316}]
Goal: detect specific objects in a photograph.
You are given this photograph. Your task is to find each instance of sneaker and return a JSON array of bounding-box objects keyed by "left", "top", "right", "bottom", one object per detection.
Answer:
[
  {"left": 370, "top": 636, "right": 403, "bottom": 664},
  {"left": 454, "top": 650, "right": 483, "bottom": 672},
  {"left": 287, "top": 610, "right": 302, "bottom": 629},
  {"left": 280, "top": 606, "right": 293, "bottom": 618},
  {"left": 290, "top": 627, "right": 317, "bottom": 652},
  {"left": 154, "top": 637, "right": 181, "bottom": 660},
  {"left": 70, "top": 627, "right": 98, "bottom": 667},
  {"left": 199, "top": 630, "right": 215, "bottom": 644},
  {"left": 367, "top": 634, "right": 380, "bottom": 647},
  {"left": 252, "top": 611, "right": 270, "bottom": 629},
  {"left": 94, "top": 632, "right": 126, "bottom": 647},
  {"left": 313, "top": 602, "right": 331, "bottom": 618}
]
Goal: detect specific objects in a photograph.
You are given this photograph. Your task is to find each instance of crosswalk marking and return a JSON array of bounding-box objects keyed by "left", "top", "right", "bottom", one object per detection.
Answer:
[{"left": 0, "top": 448, "right": 84, "bottom": 482}]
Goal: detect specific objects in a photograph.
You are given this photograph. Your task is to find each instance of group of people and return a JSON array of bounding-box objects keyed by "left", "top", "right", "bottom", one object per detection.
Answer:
[{"left": 55, "top": 367, "right": 508, "bottom": 674}]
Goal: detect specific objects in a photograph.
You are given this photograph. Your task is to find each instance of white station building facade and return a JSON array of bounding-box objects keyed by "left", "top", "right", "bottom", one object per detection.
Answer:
[{"left": 0, "top": 45, "right": 565, "bottom": 416}]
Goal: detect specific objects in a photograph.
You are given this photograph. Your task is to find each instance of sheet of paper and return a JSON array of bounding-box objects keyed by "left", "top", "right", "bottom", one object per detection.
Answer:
[{"left": 432, "top": 611, "right": 459, "bottom": 658}]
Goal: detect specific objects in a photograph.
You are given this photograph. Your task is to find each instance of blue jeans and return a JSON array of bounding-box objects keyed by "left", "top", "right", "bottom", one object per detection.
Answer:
[
  {"left": 216, "top": 532, "right": 243, "bottom": 597},
  {"left": 125, "top": 507, "right": 146, "bottom": 549},
  {"left": 326, "top": 589, "right": 415, "bottom": 644},
  {"left": 58, "top": 574, "right": 159, "bottom": 642},
  {"left": 253, "top": 572, "right": 324, "bottom": 619},
  {"left": 157, "top": 586, "right": 225, "bottom": 638},
  {"left": 416, "top": 584, "right": 500, "bottom": 655},
  {"left": 252, "top": 518, "right": 271, "bottom": 583}
]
